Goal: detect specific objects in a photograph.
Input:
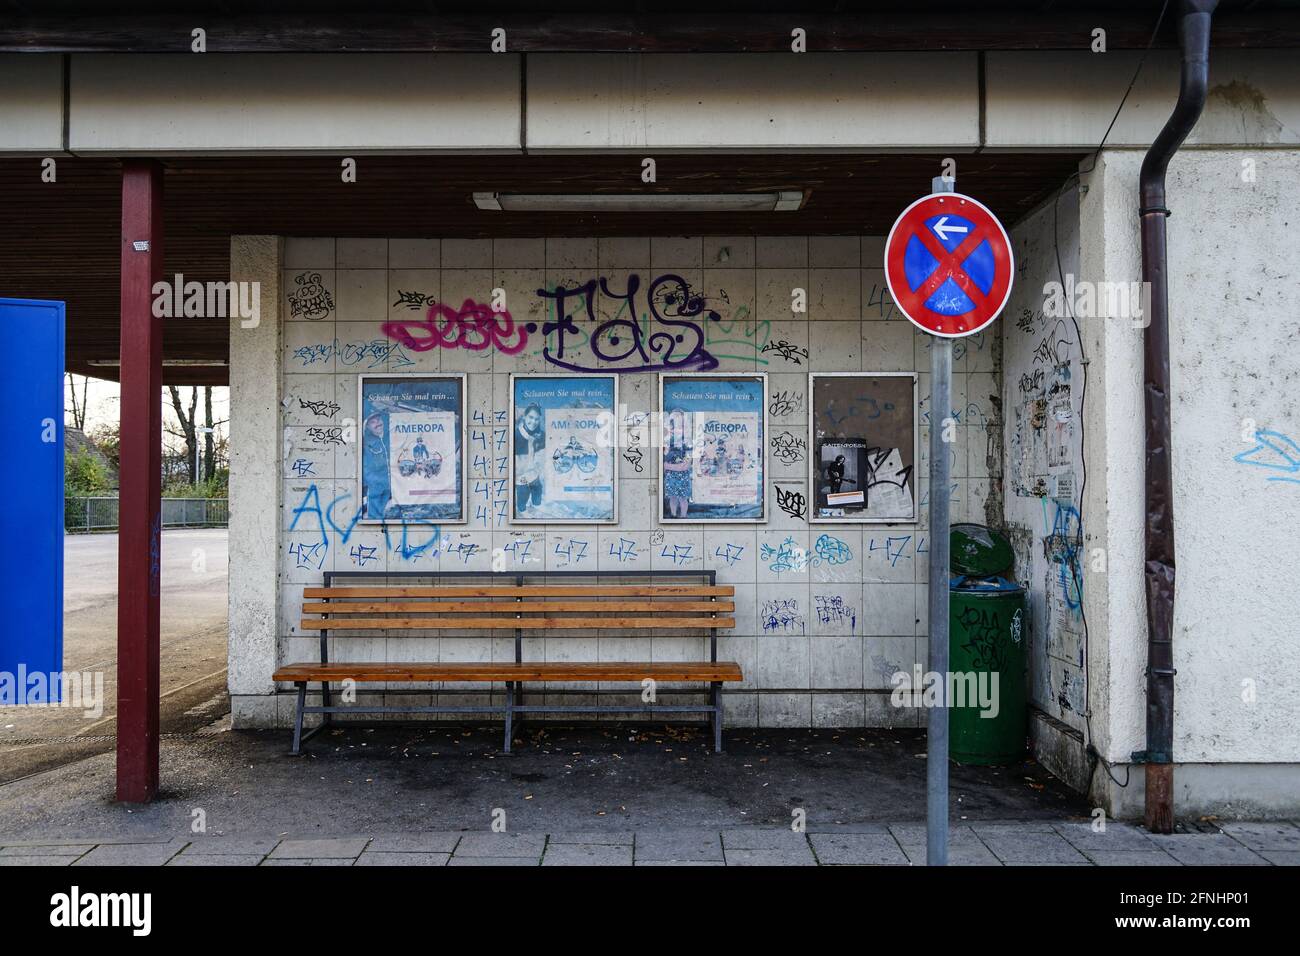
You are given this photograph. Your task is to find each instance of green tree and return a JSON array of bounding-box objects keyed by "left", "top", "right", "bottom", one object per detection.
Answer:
[{"left": 65, "top": 449, "right": 114, "bottom": 496}]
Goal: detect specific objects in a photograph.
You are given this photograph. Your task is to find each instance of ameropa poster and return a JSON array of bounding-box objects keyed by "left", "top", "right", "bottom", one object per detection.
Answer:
[
  {"left": 809, "top": 372, "right": 917, "bottom": 523},
  {"left": 359, "top": 374, "right": 465, "bottom": 523},
  {"left": 660, "top": 373, "right": 766, "bottom": 522},
  {"left": 510, "top": 375, "right": 617, "bottom": 523}
]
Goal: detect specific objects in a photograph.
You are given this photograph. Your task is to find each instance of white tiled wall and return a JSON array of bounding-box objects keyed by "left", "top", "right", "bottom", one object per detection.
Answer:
[{"left": 275, "top": 236, "right": 1000, "bottom": 727}]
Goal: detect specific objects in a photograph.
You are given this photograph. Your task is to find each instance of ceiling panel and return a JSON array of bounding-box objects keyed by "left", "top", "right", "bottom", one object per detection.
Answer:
[{"left": 1, "top": 152, "right": 1084, "bottom": 382}]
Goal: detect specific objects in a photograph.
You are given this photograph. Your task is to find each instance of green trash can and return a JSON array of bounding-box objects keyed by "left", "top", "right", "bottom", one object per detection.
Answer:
[{"left": 948, "top": 524, "right": 1027, "bottom": 765}]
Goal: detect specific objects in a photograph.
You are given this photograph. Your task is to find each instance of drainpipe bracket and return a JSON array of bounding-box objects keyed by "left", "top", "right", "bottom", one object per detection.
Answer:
[
  {"left": 1130, "top": 749, "right": 1173, "bottom": 764},
  {"left": 1139, "top": 205, "right": 1172, "bottom": 217}
]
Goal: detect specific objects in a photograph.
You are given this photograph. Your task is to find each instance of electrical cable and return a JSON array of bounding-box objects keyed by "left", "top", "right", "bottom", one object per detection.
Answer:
[{"left": 1044, "top": 0, "right": 1173, "bottom": 791}]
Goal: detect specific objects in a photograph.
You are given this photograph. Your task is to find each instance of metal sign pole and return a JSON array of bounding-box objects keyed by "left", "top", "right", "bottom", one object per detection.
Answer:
[
  {"left": 887, "top": 174, "right": 1011, "bottom": 867},
  {"left": 926, "top": 174, "right": 954, "bottom": 867}
]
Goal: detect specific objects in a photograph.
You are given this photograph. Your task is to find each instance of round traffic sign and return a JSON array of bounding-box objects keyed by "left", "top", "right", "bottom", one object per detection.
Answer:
[{"left": 883, "top": 192, "right": 1014, "bottom": 338}]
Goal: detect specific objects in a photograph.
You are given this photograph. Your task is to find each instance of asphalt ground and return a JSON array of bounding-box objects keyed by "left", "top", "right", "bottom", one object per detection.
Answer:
[{"left": 0, "top": 529, "right": 230, "bottom": 785}]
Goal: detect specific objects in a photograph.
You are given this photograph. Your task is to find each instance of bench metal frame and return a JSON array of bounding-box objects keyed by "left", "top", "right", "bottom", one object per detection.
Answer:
[{"left": 283, "top": 569, "right": 728, "bottom": 756}]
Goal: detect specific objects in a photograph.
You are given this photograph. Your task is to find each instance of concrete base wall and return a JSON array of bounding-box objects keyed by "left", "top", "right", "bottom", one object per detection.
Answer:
[
  {"left": 1030, "top": 708, "right": 1092, "bottom": 796},
  {"left": 1101, "top": 763, "right": 1300, "bottom": 822}
]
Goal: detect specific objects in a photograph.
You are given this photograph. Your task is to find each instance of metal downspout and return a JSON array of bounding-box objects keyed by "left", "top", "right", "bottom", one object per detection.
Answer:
[{"left": 1137, "top": 0, "right": 1217, "bottom": 834}]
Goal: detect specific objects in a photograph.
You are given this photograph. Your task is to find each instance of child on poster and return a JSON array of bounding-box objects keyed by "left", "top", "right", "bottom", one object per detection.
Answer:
[
  {"left": 662, "top": 407, "right": 693, "bottom": 518},
  {"left": 659, "top": 375, "right": 765, "bottom": 521}
]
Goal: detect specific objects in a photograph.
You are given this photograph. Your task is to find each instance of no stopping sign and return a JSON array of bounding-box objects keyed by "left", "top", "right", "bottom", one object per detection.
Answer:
[{"left": 883, "top": 192, "right": 1014, "bottom": 337}]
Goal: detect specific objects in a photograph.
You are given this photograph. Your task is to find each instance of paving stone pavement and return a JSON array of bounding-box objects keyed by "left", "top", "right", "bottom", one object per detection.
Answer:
[{"left": 0, "top": 821, "right": 1294, "bottom": 866}]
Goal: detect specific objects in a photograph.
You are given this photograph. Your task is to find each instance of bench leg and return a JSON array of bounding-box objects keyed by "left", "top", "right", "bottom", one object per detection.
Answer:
[
  {"left": 503, "top": 682, "right": 514, "bottom": 754},
  {"left": 320, "top": 679, "right": 332, "bottom": 727},
  {"left": 712, "top": 682, "right": 723, "bottom": 754},
  {"left": 290, "top": 682, "right": 307, "bottom": 755}
]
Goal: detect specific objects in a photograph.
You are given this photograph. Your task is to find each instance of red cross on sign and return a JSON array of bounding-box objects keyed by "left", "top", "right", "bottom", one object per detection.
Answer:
[{"left": 883, "top": 192, "right": 1014, "bottom": 338}]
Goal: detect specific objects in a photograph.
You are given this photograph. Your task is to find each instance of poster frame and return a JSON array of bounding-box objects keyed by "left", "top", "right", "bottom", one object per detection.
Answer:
[
  {"left": 806, "top": 370, "right": 919, "bottom": 525},
  {"left": 657, "top": 370, "right": 768, "bottom": 525},
  {"left": 356, "top": 372, "right": 468, "bottom": 525},
  {"left": 507, "top": 372, "right": 620, "bottom": 525}
]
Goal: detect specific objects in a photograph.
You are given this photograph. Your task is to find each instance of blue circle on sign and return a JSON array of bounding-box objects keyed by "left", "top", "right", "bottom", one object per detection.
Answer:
[{"left": 902, "top": 214, "right": 997, "bottom": 317}]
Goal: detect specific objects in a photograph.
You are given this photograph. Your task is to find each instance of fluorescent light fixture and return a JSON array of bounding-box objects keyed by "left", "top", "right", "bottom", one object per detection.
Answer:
[{"left": 473, "top": 191, "right": 805, "bottom": 212}]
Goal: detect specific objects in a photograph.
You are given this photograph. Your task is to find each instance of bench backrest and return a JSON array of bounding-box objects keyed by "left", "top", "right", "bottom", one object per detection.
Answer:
[{"left": 300, "top": 572, "right": 735, "bottom": 665}]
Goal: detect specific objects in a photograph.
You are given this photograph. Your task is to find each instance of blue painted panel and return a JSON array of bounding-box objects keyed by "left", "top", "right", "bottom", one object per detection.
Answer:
[{"left": 0, "top": 298, "right": 65, "bottom": 701}]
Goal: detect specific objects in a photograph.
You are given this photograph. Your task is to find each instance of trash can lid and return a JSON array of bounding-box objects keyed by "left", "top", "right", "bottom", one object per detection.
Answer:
[
  {"left": 950, "top": 523, "right": 1014, "bottom": 577},
  {"left": 950, "top": 574, "right": 1023, "bottom": 593}
]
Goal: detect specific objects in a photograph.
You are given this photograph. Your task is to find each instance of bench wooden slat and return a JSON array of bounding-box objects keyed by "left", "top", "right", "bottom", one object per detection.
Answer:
[
  {"left": 274, "top": 661, "right": 744, "bottom": 683},
  {"left": 302, "top": 585, "right": 734, "bottom": 599},
  {"left": 302, "top": 600, "right": 734, "bottom": 614},
  {"left": 301, "top": 616, "right": 736, "bottom": 631}
]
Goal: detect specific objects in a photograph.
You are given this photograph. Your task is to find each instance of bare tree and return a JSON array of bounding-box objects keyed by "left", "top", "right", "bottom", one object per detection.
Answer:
[
  {"left": 203, "top": 386, "right": 217, "bottom": 482},
  {"left": 89, "top": 420, "right": 121, "bottom": 471},
  {"left": 167, "top": 385, "right": 200, "bottom": 484},
  {"left": 66, "top": 373, "right": 89, "bottom": 431}
]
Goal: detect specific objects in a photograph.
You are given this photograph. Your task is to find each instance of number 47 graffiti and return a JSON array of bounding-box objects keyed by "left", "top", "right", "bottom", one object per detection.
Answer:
[{"left": 868, "top": 535, "right": 928, "bottom": 567}]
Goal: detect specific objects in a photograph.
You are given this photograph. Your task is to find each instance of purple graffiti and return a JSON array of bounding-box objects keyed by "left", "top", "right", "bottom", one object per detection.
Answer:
[
  {"left": 383, "top": 299, "right": 534, "bottom": 355},
  {"left": 537, "top": 274, "right": 721, "bottom": 373}
]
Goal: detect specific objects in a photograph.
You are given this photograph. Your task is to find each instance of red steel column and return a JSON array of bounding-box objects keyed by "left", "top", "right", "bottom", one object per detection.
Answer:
[{"left": 116, "top": 160, "right": 164, "bottom": 803}]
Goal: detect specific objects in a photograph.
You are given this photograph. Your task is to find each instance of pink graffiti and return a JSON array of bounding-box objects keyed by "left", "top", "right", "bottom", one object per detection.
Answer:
[{"left": 382, "top": 299, "right": 535, "bottom": 355}]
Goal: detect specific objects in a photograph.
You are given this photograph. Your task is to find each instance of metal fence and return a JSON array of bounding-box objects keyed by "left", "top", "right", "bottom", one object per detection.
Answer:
[{"left": 64, "top": 497, "right": 229, "bottom": 532}]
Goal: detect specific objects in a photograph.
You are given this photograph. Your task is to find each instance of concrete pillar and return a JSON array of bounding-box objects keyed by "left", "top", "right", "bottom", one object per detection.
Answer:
[
  {"left": 228, "top": 235, "right": 283, "bottom": 727},
  {"left": 1077, "top": 151, "right": 1148, "bottom": 816}
]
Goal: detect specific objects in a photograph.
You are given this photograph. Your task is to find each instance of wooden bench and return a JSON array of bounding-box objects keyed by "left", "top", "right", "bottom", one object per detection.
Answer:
[{"left": 272, "top": 571, "right": 743, "bottom": 755}]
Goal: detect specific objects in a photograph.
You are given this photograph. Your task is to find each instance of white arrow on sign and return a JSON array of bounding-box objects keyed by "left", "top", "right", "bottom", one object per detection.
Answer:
[{"left": 932, "top": 217, "right": 969, "bottom": 242}]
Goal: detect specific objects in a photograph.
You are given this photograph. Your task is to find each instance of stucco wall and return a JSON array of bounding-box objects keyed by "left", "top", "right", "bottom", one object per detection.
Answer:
[
  {"left": 230, "top": 234, "right": 1001, "bottom": 729},
  {"left": 998, "top": 146, "right": 1300, "bottom": 817},
  {"left": 1162, "top": 149, "right": 1300, "bottom": 765},
  {"left": 1044, "top": 148, "right": 1300, "bottom": 818}
]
